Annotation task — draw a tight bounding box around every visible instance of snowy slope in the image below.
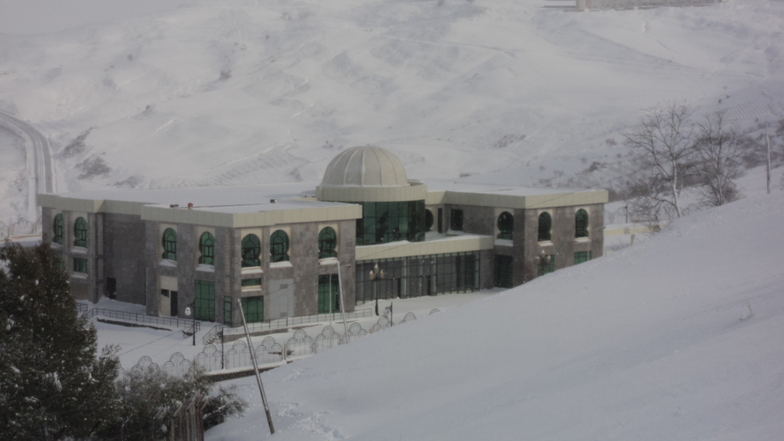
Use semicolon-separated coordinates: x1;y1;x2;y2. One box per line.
207;192;784;441
1;0;782;206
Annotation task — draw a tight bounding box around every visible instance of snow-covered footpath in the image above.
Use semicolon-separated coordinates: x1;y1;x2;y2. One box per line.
208;192;784;441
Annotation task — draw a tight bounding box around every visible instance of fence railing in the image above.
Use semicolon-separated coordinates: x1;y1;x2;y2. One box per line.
82;307;201;332
203;309;376;344
123;309;441;378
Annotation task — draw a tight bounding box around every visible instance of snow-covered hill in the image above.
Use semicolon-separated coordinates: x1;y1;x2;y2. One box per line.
1;0;782;203
207;191;784;441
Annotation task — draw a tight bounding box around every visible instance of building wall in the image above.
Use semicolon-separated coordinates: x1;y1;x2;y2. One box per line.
520;203;604;283
102;213;146;305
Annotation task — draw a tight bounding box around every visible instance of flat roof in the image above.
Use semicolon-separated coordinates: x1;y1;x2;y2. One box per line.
422;180;608;208
38;178;608;226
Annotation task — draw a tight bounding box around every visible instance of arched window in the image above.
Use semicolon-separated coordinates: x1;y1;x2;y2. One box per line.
241;234;261;267
270;230;290;262
161;228;177;260
53;214;63;244
425;209;434;232
497;212;514;240
537;212;552;242
318;227;337;259
575;209;589;238
199;232;215;265
74;217;88;247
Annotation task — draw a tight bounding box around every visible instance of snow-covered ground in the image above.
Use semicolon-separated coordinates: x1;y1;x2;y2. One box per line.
1;0;783;234
205;190;784;441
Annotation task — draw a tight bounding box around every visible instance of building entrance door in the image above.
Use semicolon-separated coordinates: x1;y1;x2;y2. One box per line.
170;291;178;317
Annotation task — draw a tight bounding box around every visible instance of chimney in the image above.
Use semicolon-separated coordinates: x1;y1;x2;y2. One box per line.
270;199;276;204
170;204;179;208
187;202;193;210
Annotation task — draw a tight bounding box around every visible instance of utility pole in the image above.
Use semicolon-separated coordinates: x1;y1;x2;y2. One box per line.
237;299;275;435
766;122;772;195
335;261;350;344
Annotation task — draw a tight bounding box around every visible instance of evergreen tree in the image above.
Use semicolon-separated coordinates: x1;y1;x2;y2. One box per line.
0;243;120;440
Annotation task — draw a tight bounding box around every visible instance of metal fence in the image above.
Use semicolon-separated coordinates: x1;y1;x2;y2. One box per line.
82;307;201;332
203;309;375;344
124;309;442;377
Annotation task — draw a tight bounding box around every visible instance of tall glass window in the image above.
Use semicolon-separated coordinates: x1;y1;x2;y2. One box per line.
318;227;337;259
74;217;88;247
53;214;63;244
73;257;88;274
538;212;552;242
270;230;290;262
241;234;261;267
199;232;215;265
574;251;592;264
575;209;589;238
161;228;177;261
318;274;340;314
194;281;215;321
355;251;480;304
497;212;514;240
241;296;264;324
355;200;425;245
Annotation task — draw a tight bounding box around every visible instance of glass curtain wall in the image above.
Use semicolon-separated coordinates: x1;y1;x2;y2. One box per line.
355;200;425;245
355;252;480;304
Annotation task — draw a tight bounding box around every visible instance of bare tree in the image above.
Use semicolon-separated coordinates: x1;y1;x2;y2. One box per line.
694;111;744;206
624;102;697;219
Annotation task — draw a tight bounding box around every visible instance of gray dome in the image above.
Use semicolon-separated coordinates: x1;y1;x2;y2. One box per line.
321;146;409;187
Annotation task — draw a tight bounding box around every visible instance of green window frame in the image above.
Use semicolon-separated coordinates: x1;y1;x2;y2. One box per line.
355;201;425;245
53;214;63;244
73;257;88;274
199;232;215;265
241;234;261;267
318;227;337;259
270;230;290;262
194;281;215;321
538;212;552;242
575;209;589;238
537;254;555;276
241;278;262;287
493;255;513;288
161;228;177;261
497;212;514;240
74;217;88;247
450;209;464;231
574;251;592;265
241;296;264;324
318;274;341;314
223;296;232;325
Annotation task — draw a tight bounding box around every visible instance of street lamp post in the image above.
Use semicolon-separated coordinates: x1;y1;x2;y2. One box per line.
184;302;196;346
369;263;385;316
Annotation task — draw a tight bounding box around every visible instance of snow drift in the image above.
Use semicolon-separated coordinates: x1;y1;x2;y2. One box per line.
207;192;784;441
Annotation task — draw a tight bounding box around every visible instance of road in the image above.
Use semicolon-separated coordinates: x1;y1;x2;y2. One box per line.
0;110;55;221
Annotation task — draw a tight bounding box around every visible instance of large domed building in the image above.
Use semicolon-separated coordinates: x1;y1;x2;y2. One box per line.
38;145;607;327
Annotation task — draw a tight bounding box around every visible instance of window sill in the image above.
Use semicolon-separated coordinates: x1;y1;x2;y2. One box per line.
241;267;263;275
51;242;63;250
159;259;177;268
319;257;339;266
71;246;88;254
196;264;215;273
270;261;292;268
494;239;513;247
574;237;590;243
538;241;553;247
71;273;88;280
241;286;263;293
